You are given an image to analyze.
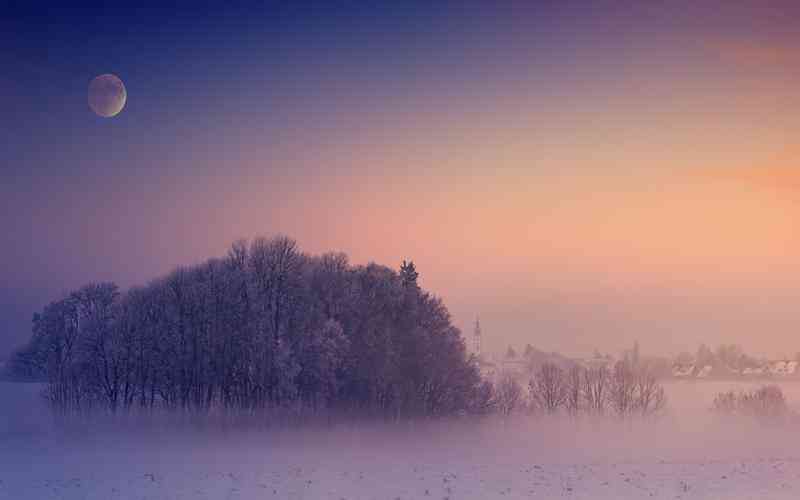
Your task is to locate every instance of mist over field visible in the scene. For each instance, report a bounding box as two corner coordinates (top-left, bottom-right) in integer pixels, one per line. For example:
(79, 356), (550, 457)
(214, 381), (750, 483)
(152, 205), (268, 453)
(3, 381), (800, 499)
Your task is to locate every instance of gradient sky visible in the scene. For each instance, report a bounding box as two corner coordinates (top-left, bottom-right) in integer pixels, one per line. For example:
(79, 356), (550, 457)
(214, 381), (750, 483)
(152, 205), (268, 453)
(3, 1), (800, 359)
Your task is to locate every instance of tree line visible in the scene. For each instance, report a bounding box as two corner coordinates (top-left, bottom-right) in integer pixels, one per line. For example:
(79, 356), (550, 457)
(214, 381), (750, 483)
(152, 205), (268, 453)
(712, 385), (790, 422)
(10, 236), (490, 418)
(493, 361), (667, 418)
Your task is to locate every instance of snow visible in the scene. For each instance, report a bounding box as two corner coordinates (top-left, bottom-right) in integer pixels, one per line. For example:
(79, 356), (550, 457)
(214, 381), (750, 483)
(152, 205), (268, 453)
(3, 382), (800, 500)
(2, 425), (800, 500)
(3, 449), (800, 499)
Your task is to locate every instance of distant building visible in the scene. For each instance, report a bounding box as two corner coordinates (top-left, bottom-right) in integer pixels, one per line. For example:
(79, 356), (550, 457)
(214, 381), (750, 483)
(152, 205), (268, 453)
(499, 358), (530, 378)
(575, 356), (615, 371)
(668, 358), (800, 380)
(473, 317), (482, 357)
(672, 364), (696, 378)
(767, 360), (799, 376)
(742, 366), (766, 376)
(695, 365), (713, 379)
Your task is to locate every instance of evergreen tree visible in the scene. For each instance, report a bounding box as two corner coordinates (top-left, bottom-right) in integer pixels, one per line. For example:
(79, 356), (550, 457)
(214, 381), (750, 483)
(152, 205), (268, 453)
(399, 260), (419, 289)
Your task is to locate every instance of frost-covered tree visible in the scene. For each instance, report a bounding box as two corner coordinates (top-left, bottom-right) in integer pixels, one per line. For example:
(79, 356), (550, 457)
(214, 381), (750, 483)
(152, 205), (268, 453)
(530, 363), (566, 414)
(495, 374), (522, 416)
(582, 366), (609, 415)
(564, 365), (582, 416)
(20, 236), (486, 419)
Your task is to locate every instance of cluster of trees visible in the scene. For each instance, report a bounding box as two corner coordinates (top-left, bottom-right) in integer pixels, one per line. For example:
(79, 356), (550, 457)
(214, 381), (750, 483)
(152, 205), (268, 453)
(675, 343), (769, 371)
(712, 385), (790, 421)
(10, 236), (489, 418)
(502, 341), (674, 380)
(493, 361), (666, 418)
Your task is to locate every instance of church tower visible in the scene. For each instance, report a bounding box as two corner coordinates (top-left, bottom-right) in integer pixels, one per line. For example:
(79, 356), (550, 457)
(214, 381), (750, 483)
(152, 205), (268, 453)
(473, 317), (482, 357)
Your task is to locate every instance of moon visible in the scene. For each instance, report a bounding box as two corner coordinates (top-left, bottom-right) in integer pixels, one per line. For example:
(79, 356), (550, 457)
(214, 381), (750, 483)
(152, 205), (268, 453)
(88, 74), (127, 118)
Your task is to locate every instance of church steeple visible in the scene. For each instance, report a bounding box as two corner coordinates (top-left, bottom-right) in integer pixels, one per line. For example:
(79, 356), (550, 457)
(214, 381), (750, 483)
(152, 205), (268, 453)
(473, 317), (482, 356)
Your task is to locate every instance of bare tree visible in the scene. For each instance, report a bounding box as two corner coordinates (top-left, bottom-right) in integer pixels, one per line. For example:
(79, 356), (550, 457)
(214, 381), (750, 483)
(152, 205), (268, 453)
(468, 379), (496, 415)
(495, 374), (523, 416)
(714, 385), (788, 421)
(530, 363), (566, 414)
(609, 361), (637, 418)
(634, 368), (666, 417)
(608, 361), (667, 419)
(564, 365), (582, 416)
(582, 366), (608, 415)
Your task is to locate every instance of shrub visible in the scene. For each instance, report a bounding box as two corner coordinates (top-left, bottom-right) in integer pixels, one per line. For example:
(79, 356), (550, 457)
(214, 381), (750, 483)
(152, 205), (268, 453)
(712, 385), (789, 420)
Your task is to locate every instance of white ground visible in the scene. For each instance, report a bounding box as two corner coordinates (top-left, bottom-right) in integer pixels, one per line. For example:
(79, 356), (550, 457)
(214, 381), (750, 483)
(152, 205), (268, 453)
(3, 382), (800, 500)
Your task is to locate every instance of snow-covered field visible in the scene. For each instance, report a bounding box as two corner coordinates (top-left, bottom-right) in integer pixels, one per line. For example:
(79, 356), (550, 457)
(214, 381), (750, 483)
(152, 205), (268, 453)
(2, 381), (800, 500)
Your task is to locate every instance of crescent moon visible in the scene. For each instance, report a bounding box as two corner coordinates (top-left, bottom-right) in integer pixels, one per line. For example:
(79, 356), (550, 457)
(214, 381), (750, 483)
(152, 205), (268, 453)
(88, 74), (127, 118)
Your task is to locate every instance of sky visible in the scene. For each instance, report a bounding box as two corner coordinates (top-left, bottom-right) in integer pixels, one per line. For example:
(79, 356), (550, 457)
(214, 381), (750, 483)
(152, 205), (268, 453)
(3, 1), (800, 360)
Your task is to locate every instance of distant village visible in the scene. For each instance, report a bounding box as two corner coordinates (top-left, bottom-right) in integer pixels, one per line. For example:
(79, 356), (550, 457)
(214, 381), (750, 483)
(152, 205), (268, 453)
(470, 319), (800, 382)
(670, 359), (799, 379)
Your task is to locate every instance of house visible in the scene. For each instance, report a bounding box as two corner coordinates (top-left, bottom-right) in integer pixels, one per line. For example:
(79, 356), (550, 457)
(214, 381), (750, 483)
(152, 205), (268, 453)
(672, 364), (695, 378)
(742, 366), (766, 377)
(716, 365), (741, 377)
(695, 365), (713, 379)
(767, 360), (799, 377)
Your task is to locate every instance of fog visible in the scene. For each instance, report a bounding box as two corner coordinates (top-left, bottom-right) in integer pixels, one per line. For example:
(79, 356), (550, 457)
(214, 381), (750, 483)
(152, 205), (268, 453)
(3, 381), (800, 499)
